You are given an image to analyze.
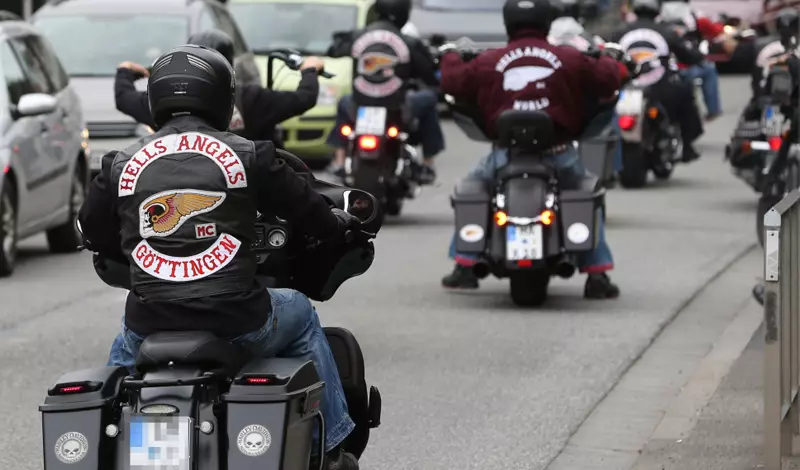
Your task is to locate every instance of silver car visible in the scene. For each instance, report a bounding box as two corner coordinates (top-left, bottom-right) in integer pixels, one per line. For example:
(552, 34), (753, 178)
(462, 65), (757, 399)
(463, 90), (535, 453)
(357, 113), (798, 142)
(0, 17), (88, 277)
(31, 0), (261, 176)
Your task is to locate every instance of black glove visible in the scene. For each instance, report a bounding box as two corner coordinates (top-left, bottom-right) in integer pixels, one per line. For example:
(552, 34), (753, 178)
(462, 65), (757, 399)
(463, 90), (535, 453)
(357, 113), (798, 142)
(332, 208), (360, 238)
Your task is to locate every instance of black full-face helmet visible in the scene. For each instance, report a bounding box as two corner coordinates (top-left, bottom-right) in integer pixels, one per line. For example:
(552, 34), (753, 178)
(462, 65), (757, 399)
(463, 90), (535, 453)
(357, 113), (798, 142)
(503, 0), (558, 38)
(147, 45), (235, 131)
(776, 8), (800, 42)
(373, 0), (412, 29)
(187, 29), (235, 65)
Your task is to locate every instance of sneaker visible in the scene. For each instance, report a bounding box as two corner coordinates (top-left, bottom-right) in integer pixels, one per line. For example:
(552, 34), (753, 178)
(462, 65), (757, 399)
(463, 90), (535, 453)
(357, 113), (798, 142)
(584, 273), (620, 299)
(419, 164), (437, 184)
(441, 264), (479, 289)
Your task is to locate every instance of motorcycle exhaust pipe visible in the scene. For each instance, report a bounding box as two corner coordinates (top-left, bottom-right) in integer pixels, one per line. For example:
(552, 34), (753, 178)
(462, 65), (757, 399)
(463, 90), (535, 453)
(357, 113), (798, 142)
(472, 262), (490, 279)
(555, 260), (576, 279)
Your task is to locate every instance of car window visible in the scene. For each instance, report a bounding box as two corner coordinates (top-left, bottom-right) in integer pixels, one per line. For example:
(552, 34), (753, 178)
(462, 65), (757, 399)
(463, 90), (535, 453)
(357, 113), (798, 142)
(8, 38), (53, 94)
(24, 35), (69, 92)
(230, 2), (358, 55)
(0, 41), (32, 106)
(33, 14), (189, 76)
(210, 5), (249, 56)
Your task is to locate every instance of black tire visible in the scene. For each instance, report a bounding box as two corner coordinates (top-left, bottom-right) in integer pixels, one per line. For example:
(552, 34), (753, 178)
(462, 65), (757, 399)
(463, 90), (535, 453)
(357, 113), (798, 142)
(509, 269), (550, 307)
(619, 142), (648, 188)
(46, 163), (85, 253)
(0, 179), (17, 277)
(757, 194), (782, 248)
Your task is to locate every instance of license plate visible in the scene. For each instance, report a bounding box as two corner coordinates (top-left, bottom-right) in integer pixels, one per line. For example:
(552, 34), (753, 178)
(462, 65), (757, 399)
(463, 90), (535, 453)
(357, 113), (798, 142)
(130, 416), (192, 470)
(763, 106), (784, 134)
(751, 141), (771, 151)
(355, 106), (386, 135)
(506, 224), (543, 261)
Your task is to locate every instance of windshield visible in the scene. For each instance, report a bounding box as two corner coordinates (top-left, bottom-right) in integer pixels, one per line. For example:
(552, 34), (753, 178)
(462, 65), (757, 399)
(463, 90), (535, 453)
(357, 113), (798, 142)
(230, 2), (358, 55)
(415, 0), (505, 10)
(33, 14), (188, 76)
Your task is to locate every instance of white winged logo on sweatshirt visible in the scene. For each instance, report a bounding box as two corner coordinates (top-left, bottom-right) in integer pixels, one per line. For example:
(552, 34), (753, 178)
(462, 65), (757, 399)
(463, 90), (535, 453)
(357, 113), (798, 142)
(503, 66), (555, 91)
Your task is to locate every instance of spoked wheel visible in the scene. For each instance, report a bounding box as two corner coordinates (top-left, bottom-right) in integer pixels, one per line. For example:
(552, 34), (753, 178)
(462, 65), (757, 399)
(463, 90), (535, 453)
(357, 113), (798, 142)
(0, 181), (17, 277)
(509, 269), (550, 307)
(46, 164), (85, 253)
(619, 142), (648, 188)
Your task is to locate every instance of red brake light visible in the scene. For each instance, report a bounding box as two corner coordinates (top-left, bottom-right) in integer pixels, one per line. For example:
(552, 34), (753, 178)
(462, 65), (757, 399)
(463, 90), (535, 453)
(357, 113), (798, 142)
(59, 385), (86, 393)
(618, 115), (636, 131)
(48, 381), (102, 396)
(769, 136), (782, 151)
(358, 135), (379, 151)
(517, 260), (533, 267)
(244, 377), (271, 384)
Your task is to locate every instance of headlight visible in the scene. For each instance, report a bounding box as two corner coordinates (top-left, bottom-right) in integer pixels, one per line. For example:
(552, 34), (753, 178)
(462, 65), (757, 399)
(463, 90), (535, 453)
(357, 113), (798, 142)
(135, 124), (155, 137)
(317, 85), (339, 107)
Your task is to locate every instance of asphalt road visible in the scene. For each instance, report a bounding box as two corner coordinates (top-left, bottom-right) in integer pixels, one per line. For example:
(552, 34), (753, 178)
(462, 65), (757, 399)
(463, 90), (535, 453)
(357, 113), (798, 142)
(0, 76), (757, 469)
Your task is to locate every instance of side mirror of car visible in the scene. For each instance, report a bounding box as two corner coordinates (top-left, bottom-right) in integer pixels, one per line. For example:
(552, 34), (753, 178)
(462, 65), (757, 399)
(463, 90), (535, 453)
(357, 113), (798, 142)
(16, 93), (57, 117)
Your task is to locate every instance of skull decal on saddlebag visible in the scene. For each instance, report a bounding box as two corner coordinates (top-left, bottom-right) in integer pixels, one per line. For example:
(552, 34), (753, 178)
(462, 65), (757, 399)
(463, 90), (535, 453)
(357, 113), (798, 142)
(236, 424), (272, 457)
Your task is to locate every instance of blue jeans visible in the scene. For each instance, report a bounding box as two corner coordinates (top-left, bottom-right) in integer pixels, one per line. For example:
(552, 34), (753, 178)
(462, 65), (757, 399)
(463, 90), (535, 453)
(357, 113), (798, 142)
(107, 288), (354, 453)
(326, 90), (445, 158)
(680, 62), (721, 116)
(448, 147), (614, 272)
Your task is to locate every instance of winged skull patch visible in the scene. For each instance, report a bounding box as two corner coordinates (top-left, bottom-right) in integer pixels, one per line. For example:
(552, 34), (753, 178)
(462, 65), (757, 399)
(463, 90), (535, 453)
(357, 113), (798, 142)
(139, 189), (226, 238)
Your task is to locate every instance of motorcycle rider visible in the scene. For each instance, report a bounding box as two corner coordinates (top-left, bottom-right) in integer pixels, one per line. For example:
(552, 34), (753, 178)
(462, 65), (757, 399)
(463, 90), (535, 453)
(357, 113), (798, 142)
(80, 45), (361, 470)
(323, 0), (444, 182)
(611, 0), (706, 162)
(115, 30), (325, 148)
(659, 0), (727, 120)
(750, 9), (799, 103)
(439, 0), (630, 299)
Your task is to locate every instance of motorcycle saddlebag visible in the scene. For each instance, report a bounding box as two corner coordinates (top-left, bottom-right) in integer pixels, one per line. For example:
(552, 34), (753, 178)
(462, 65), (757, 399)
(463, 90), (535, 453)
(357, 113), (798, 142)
(40, 366), (129, 469)
(451, 177), (491, 254)
(560, 185), (604, 252)
(223, 358), (324, 470)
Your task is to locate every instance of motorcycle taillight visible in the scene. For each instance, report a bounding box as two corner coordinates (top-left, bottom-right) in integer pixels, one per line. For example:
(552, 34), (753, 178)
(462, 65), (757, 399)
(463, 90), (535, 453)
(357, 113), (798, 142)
(358, 135), (379, 151)
(618, 115), (637, 130)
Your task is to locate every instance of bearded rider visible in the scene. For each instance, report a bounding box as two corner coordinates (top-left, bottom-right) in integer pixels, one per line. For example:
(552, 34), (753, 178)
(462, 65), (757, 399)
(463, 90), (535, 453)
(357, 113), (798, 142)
(323, 0), (444, 182)
(114, 30), (325, 149)
(439, 0), (633, 299)
(80, 44), (361, 470)
(611, 0), (706, 162)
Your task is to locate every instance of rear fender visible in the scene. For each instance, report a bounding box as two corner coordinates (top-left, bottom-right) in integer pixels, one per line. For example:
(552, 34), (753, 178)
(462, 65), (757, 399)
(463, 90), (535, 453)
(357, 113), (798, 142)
(501, 177), (561, 259)
(560, 189), (604, 252)
(616, 88), (645, 142)
(451, 177), (491, 254)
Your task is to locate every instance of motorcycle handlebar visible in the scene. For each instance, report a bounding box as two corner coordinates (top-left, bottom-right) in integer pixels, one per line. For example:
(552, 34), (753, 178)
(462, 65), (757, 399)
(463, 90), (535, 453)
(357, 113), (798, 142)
(267, 50), (335, 79)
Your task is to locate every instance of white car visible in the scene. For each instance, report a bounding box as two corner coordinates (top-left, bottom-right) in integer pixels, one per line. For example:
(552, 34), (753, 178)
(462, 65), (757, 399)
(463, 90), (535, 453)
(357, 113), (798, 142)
(0, 16), (88, 276)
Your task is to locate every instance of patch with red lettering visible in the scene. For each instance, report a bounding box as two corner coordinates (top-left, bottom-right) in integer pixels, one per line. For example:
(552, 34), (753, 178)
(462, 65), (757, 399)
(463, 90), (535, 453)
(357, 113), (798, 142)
(118, 132), (248, 196)
(195, 223), (217, 239)
(139, 189), (226, 239)
(132, 233), (242, 282)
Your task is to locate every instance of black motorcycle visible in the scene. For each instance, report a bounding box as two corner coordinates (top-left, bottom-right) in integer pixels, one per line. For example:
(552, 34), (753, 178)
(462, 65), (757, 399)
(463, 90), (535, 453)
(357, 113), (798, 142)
(447, 97), (610, 306)
(40, 152), (382, 470)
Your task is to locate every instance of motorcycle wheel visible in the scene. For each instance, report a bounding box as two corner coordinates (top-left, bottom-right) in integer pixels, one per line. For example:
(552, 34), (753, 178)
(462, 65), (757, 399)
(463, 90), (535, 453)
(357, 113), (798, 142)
(619, 142), (648, 188)
(509, 269), (550, 307)
(757, 194), (782, 247)
(652, 161), (674, 180)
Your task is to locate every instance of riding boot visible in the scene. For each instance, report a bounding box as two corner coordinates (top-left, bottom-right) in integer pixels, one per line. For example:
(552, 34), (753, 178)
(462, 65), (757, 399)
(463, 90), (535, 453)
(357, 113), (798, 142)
(584, 273), (620, 299)
(441, 264), (479, 289)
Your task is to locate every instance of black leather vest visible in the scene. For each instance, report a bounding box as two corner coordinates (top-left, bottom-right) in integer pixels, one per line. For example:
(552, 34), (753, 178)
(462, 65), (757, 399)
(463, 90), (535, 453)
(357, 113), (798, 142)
(110, 116), (259, 301)
(350, 22), (413, 109)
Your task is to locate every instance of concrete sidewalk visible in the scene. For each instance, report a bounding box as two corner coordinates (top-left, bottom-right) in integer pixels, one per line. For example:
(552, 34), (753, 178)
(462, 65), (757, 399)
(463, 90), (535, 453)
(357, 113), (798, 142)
(631, 324), (800, 470)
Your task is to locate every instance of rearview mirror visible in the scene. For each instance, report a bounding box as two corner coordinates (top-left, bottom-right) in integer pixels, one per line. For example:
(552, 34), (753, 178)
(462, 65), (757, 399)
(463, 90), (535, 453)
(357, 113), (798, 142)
(343, 189), (379, 224)
(17, 93), (57, 117)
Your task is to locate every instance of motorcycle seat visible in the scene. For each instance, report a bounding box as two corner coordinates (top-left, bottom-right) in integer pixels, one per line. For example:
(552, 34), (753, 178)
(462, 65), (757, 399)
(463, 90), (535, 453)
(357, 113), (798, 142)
(496, 110), (554, 152)
(135, 331), (250, 374)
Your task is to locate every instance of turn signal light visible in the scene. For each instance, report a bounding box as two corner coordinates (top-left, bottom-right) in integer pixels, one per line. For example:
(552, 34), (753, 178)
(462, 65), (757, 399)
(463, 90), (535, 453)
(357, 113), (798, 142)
(769, 136), (782, 151)
(618, 115), (637, 130)
(358, 135), (379, 151)
(647, 107), (659, 119)
(540, 210), (554, 225)
(341, 125), (352, 137)
(495, 211), (508, 226)
(387, 126), (399, 138)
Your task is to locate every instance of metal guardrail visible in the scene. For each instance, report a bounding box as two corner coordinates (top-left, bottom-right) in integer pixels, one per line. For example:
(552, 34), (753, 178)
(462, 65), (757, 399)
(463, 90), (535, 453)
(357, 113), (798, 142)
(763, 189), (800, 470)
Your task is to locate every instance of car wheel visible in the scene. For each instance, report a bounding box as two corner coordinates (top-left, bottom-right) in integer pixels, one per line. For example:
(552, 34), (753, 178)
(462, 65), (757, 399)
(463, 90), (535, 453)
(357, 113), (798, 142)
(46, 163), (85, 253)
(0, 180), (17, 277)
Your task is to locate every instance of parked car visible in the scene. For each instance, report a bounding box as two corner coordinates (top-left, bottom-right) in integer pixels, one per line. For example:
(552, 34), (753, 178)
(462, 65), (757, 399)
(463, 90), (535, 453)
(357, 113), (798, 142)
(0, 14), (88, 276)
(410, 0), (507, 48)
(31, 0), (260, 177)
(229, 0), (371, 165)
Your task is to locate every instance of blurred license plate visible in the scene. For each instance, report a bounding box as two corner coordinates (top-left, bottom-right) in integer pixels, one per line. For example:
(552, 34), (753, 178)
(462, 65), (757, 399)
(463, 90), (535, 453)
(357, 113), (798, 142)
(130, 416), (192, 470)
(763, 106), (783, 134)
(355, 106), (386, 135)
(506, 224), (543, 261)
